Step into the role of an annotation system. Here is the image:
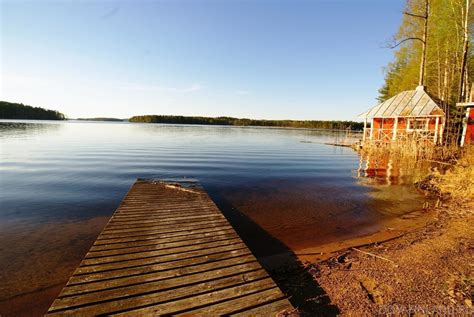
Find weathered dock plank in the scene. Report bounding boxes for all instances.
[47,180,293,316]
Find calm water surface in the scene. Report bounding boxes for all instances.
[0,120,425,314]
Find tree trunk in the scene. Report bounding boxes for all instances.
[419,0,429,86]
[458,0,471,102]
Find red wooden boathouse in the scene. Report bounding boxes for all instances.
[457,84,474,146]
[359,86,445,144]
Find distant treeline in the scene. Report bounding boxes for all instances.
[0,101,66,120]
[129,115,363,130]
[76,117,124,122]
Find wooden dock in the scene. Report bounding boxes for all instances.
[47,180,294,316]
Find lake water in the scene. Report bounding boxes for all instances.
[0,120,426,315]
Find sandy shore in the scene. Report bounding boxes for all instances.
[308,201,473,315]
[294,208,436,264]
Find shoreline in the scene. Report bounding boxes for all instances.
[308,200,473,315]
[295,208,435,263]
[304,146,474,315]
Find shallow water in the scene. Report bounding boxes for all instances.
[0,120,426,314]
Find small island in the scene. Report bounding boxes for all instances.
[76,117,125,122]
[0,101,66,120]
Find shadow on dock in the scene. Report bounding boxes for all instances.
[209,191,340,316]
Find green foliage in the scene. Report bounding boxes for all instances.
[129,115,363,130]
[379,0,473,105]
[0,101,66,120]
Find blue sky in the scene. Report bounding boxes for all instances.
[1,0,404,120]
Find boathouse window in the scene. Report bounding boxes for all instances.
[407,118,428,131]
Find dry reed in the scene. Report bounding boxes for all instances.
[431,146,474,202]
[360,138,460,163]
[360,139,473,202]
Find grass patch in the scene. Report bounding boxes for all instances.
[431,146,474,202]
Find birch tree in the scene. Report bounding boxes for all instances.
[379,0,473,143]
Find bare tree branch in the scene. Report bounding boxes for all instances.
[388,37,425,49]
[404,11,427,19]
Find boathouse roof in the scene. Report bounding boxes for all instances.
[359,86,445,119]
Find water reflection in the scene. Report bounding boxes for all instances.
[0,120,62,140]
[357,154,404,185]
[357,152,429,186]
[355,152,434,219]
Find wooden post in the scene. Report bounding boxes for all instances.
[381,118,384,141]
[363,118,367,142]
[392,117,398,141]
[369,119,374,140]
[434,117,439,144]
[460,108,470,147]
[439,118,445,145]
[459,85,473,147]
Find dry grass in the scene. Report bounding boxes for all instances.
[360,139,460,162]
[432,146,474,202]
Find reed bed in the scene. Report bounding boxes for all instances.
[360,139,473,203]
[359,139,460,163]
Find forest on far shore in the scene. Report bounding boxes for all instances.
[129,115,364,130]
[0,101,66,120]
[0,101,364,130]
